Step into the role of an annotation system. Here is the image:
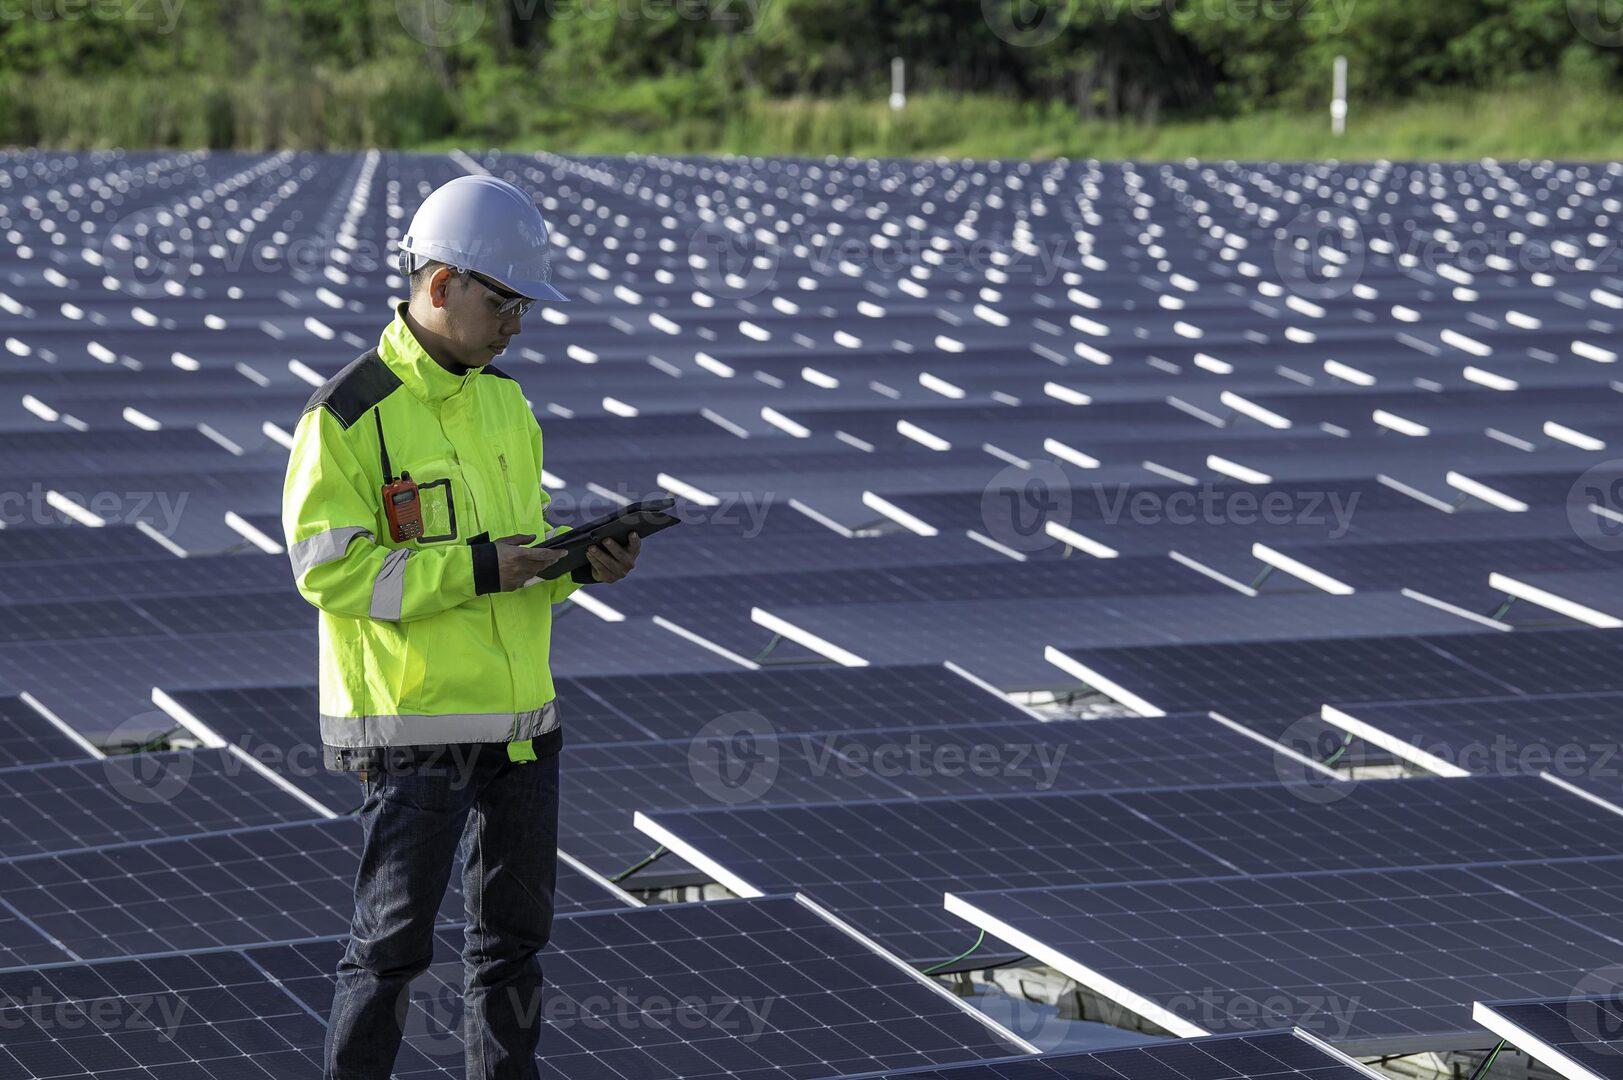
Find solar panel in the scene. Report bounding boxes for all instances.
[829,1028,1385,1080]
[0,695,91,768]
[561,708,1300,885]
[946,856,1623,1054]
[1049,627,1623,748]
[1475,996,1623,1080]
[256,894,1032,1079]
[1321,693,1623,805]
[636,774,1616,967]
[556,664,1040,745]
[0,749,315,859]
[0,630,318,744]
[0,817,630,962]
[766,592,1498,691]
[0,947,327,1078]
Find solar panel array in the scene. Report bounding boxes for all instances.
[1475,995,1623,1080]
[5,147,1623,1072]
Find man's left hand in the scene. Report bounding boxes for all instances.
[586,533,639,583]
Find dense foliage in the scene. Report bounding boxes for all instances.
[2,0,1619,149]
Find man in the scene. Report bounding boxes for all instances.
[280,174,638,1080]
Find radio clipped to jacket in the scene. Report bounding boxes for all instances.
[375,408,454,543]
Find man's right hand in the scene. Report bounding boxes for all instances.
[492,533,568,591]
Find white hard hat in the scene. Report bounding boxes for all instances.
[397,175,569,302]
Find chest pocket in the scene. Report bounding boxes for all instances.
[399,454,464,545]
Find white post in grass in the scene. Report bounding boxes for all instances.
[890,57,906,111]
[1331,55,1348,136]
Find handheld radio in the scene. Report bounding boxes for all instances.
[375,408,425,542]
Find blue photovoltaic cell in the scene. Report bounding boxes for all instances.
[558,710,1286,884]
[638,774,1617,966]
[1322,692,1623,808]
[0,749,314,859]
[830,1028,1379,1080]
[1476,996,1623,1080]
[947,857,1623,1054]
[260,894,1030,1080]
[1051,627,1623,745]
[0,695,90,768]
[0,817,628,962]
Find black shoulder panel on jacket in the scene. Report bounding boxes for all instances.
[301,348,403,430]
[481,363,517,382]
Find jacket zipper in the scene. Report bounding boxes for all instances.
[498,451,519,529]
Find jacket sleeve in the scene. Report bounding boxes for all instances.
[282,406,502,621]
[530,415,588,604]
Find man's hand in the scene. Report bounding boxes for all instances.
[585,533,639,583]
[492,533,567,591]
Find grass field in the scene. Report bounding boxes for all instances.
[8,73,1623,161]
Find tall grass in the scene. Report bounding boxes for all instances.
[7,72,1623,161]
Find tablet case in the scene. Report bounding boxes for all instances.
[526,498,681,583]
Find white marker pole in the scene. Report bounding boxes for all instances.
[890,57,906,111]
[1331,55,1348,136]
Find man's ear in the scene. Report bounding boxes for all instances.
[428,267,451,309]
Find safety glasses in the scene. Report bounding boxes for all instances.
[457,267,535,318]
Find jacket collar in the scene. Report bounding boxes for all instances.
[378,301,477,405]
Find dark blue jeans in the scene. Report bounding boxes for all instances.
[324,747,561,1080]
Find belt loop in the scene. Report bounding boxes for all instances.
[507,738,536,763]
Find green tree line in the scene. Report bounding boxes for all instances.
[2,0,1621,151]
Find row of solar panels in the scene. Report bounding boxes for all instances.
[4,147,1623,1078]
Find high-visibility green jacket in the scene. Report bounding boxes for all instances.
[281,302,583,767]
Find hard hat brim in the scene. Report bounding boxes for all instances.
[499,276,571,303]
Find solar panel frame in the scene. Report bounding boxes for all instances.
[1475,996,1623,1080]
[945,856,1623,1055]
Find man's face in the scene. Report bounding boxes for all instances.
[428,267,526,367]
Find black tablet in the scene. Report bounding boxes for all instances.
[527,498,681,583]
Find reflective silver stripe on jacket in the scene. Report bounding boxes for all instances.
[369,547,412,621]
[321,699,560,748]
[288,525,372,576]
